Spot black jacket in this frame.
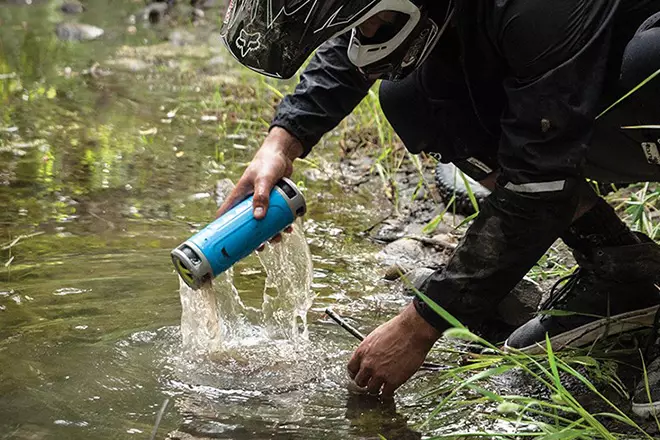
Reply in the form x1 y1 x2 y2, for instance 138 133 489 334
270 0 659 330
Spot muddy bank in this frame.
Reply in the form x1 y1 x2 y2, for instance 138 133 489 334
323 144 544 336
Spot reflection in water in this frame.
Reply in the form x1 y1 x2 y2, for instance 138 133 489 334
345 394 422 440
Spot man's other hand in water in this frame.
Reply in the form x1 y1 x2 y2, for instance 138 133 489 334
347 303 441 397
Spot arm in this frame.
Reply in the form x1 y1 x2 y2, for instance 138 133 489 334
270 32 375 157
414 0 621 330
219 32 373 218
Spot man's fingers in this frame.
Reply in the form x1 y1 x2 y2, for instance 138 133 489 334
366 376 384 395
284 225 293 234
256 243 266 252
270 233 282 243
353 366 372 388
252 177 273 219
381 382 398 398
347 351 361 379
217 179 253 218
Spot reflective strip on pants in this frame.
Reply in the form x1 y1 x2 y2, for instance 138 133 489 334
504 180 566 193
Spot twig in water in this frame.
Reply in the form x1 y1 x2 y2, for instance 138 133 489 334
325 308 443 371
326 307 366 342
149 398 170 440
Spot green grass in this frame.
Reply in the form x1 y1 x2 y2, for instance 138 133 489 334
611 183 660 240
410 290 659 440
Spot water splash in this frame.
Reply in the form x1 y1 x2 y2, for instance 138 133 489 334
258 218 315 341
178 268 253 354
178 199 314 352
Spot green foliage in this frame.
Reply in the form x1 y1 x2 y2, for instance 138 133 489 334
412 291 656 439
597 68 660 120
619 183 660 240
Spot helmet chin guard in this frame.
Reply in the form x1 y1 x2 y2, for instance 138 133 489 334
221 0 453 80
348 2 453 81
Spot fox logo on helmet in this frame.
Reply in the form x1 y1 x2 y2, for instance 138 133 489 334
235 29 262 57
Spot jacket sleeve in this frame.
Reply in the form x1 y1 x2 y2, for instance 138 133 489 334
270 32 375 158
414 0 621 330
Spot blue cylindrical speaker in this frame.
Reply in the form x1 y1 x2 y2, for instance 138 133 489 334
171 178 306 289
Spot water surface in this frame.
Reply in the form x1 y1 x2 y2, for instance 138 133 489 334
0 1 455 439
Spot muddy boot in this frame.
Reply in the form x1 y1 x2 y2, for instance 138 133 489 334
632 307 660 419
506 199 660 353
632 352 660 418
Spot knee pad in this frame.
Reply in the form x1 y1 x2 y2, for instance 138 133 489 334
620 11 660 89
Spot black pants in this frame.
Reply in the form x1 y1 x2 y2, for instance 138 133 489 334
380 11 660 185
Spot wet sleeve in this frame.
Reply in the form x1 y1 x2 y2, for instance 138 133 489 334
414 0 620 331
270 32 375 158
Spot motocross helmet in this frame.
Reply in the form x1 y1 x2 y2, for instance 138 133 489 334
221 0 454 80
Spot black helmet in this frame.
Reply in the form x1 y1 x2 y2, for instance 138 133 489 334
221 0 454 80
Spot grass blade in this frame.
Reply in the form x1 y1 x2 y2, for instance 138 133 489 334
597 68 660 119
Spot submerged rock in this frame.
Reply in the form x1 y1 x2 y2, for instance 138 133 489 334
55 22 104 41
191 8 204 21
60 1 84 14
378 238 429 269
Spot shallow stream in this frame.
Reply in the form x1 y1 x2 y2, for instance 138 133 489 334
0 1 463 438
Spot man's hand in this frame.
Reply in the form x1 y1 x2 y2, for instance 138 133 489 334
216 127 303 245
217 127 303 219
347 303 441 397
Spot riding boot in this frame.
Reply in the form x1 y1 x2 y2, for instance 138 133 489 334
506 198 660 352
